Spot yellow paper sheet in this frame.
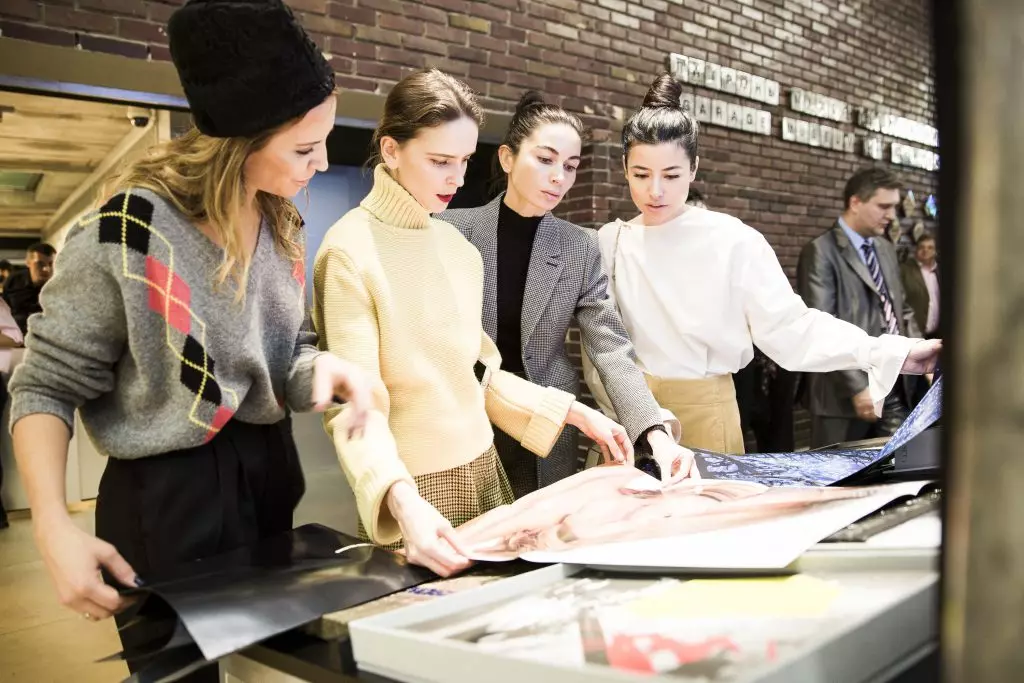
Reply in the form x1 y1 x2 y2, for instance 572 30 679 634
625 575 841 619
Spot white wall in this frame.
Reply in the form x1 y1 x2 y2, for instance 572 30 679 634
290 165 371 535
297 165 373 302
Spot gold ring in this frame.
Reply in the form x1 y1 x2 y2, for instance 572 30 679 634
82 612 95 621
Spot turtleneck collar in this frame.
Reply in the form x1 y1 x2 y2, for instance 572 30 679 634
360 164 433 230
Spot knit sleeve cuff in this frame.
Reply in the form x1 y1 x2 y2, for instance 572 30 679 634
859 334 916 416
328 408 414 547
285 349 325 412
355 464 415 547
519 386 575 457
9 391 75 434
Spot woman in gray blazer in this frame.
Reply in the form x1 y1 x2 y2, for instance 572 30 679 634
439 92 692 498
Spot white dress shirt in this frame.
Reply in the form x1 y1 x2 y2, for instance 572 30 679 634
593 207 915 412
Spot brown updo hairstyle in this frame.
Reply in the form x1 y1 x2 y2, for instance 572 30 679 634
621 72 699 169
492 91 591 190
369 68 483 166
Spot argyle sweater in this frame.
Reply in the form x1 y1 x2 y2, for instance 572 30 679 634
8 189 320 458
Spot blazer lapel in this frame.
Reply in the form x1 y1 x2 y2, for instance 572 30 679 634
832 223 878 294
521 212 563 349
471 196 503 340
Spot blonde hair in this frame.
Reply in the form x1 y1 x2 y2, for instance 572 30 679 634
99 123 304 301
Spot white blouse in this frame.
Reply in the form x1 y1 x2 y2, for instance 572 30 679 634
587 207 914 413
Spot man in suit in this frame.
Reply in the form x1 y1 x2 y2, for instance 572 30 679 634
797 168 921 448
901 234 939 339
3 242 55 335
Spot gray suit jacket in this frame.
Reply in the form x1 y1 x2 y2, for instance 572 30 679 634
439 196 663 488
797 222 920 418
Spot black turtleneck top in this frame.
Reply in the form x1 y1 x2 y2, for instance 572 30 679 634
495 200 542 374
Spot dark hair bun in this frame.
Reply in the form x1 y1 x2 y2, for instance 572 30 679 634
642 72 682 110
515 91 547 117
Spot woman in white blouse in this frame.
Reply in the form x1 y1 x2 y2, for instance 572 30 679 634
583 73 941 453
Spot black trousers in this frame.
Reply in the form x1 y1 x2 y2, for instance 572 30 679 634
95 417 304 680
810 387 910 449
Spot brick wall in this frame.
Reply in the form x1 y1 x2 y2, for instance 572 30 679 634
1 0 937 268
2 0 938 448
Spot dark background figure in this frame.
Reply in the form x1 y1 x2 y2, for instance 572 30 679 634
0 260 13 294
901 233 940 339
901 233 940 405
797 168 920 448
3 243 56 335
734 347 798 452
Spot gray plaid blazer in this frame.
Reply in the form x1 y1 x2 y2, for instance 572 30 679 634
439 195 663 491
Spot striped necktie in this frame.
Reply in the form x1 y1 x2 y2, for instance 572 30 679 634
861 242 900 335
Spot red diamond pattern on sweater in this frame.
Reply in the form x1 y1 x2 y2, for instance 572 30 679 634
205 405 235 443
145 255 191 335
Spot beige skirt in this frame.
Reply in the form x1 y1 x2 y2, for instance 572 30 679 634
358 445 514 549
646 374 746 454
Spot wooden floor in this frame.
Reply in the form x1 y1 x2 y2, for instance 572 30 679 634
0 505 129 682
0 447 358 682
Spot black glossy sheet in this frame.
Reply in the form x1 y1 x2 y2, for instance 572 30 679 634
694 377 943 486
106 523 433 673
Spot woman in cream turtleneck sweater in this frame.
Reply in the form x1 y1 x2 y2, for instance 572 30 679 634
312 69 629 577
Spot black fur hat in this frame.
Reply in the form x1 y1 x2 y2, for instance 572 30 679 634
168 0 335 138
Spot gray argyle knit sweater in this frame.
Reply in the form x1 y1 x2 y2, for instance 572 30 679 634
8 189 321 458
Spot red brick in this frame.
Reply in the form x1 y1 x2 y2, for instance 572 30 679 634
147 2 176 23
526 30 560 50
0 0 41 21
378 12 420 34
490 22 525 42
79 33 147 57
354 23 398 44
356 60 403 80
466 2 507 22
286 0 328 12
335 74 379 92
44 6 117 33
563 39 596 59
468 31 505 53
425 22 467 43
448 44 486 63
402 33 446 56
328 54 354 72
329 36 375 58
580 4 609 21
77 0 147 16
419 0 467 12
541 48 577 69
468 62 507 83
489 52 526 71
423 55 470 76
118 18 166 42
527 3 560 21
327 3 374 23
401 2 444 24
149 43 172 61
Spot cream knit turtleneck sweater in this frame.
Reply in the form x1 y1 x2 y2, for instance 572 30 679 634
313 165 575 545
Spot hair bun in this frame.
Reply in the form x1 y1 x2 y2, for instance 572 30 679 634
514 90 547 117
642 72 683 110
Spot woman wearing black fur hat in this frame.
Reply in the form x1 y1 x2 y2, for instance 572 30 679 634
8 0 371 673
